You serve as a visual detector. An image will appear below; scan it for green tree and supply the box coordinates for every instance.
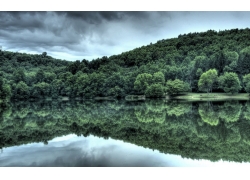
[134,73,152,94]
[219,72,241,94]
[198,69,218,93]
[152,71,165,85]
[145,84,165,98]
[13,81,30,99]
[36,69,45,83]
[243,74,250,93]
[237,46,250,75]
[13,68,26,83]
[194,55,209,72]
[42,52,47,57]
[223,51,239,72]
[31,82,50,98]
[0,78,11,103]
[165,79,190,95]
[107,86,124,97]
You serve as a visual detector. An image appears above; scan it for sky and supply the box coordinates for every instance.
[1,4,250,61]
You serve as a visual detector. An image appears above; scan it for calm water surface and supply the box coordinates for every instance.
[1,99,250,167]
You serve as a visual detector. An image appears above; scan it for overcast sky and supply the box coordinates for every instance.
[1,11,250,61]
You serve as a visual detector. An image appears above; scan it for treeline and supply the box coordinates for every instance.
[1,28,250,101]
[1,100,250,162]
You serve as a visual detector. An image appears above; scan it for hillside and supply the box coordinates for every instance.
[1,28,250,102]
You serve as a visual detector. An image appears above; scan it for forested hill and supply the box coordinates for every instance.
[1,28,250,102]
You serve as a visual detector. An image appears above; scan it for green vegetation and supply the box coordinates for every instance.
[2,28,250,101]
[1,100,250,163]
[174,92,250,101]
[166,79,190,95]
[218,72,241,94]
[198,69,218,93]
[243,74,250,94]
[0,74,11,105]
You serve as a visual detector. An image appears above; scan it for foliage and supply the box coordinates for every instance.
[134,73,152,94]
[198,69,218,93]
[0,77,11,102]
[13,81,30,99]
[165,79,190,95]
[243,74,250,93]
[1,100,250,163]
[145,84,165,98]
[218,72,241,94]
[1,28,250,99]
[198,103,219,126]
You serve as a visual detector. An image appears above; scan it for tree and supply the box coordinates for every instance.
[152,71,165,85]
[243,73,250,93]
[165,79,190,95]
[0,78,11,102]
[13,81,30,99]
[107,86,124,97]
[219,72,241,94]
[194,55,209,71]
[35,69,45,83]
[237,46,250,75]
[198,69,218,93]
[42,52,47,58]
[31,82,50,98]
[13,68,26,83]
[134,73,152,94]
[145,84,165,98]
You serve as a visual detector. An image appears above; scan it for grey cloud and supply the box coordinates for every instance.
[58,11,125,23]
[1,11,250,61]
[0,12,45,32]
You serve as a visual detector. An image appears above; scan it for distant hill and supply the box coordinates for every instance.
[1,28,250,101]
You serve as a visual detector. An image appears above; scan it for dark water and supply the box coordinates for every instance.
[1,99,250,167]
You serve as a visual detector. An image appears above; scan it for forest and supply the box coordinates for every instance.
[1,28,250,103]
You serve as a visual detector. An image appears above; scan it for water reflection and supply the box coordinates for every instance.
[1,134,250,167]
[1,99,250,166]
[0,134,184,167]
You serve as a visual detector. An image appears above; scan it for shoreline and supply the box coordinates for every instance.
[171,93,250,101]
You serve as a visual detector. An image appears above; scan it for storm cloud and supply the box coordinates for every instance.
[0,11,250,61]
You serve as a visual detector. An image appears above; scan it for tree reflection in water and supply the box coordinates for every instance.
[1,99,250,163]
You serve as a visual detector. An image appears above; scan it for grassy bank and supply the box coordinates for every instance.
[172,93,250,101]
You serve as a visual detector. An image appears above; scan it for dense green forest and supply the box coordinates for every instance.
[1,28,250,102]
[1,100,250,162]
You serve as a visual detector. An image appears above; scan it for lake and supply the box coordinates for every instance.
[1,99,250,167]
